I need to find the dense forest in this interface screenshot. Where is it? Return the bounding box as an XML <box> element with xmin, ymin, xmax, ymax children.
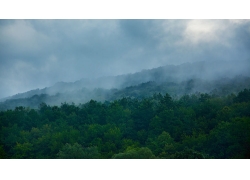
<box><xmin>1</xmin><ymin>88</ymin><xmax>250</xmax><ymax>159</ymax></box>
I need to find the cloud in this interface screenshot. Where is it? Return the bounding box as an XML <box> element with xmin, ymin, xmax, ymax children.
<box><xmin>0</xmin><ymin>19</ymin><xmax>250</xmax><ymax>99</ymax></box>
<box><xmin>0</xmin><ymin>20</ymin><xmax>50</xmax><ymax>57</ymax></box>
<box><xmin>179</xmin><ymin>20</ymin><xmax>250</xmax><ymax>48</ymax></box>
<box><xmin>185</xmin><ymin>20</ymin><xmax>221</xmax><ymax>43</ymax></box>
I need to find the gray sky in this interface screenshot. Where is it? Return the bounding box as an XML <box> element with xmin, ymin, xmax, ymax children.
<box><xmin>0</xmin><ymin>19</ymin><xmax>250</xmax><ymax>98</ymax></box>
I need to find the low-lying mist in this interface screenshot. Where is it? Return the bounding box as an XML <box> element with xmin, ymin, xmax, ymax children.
<box><xmin>0</xmin><ymin>59</ymin><xmax>250</xmax><ymax>110</ymax></box>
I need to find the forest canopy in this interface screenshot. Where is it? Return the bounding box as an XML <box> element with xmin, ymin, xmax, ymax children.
<box><xmin>0</xmin><ymin>89</ymin><xmax>250</xmax><ymax>159</ymax></box>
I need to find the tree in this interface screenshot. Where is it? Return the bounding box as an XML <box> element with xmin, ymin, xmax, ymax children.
<box><xmin>132</xmin><ymin>99</ymin><xmax>154</xmax><ymax>131</ymax></box>
<box><xmin>13</xmin><ymin>142</ymin><xmax>33</xmax><ymax>159</ymax></box>
<box><xmin>0</xmin><ymin>145</ymin><xmax>7</xmax><ymax>158</ymax></box>
<box><xmin>112</xmin><ymin>147</ymin><xmax>155</xmax><ymax>159</ymax></box>
<box><xmin>158</xmin><ymin>93</ymin><xmax>174</xmax><ymax>111</ymax></box>
<box><xmin>173</xmin><ymin>148</ymin><xmax>206</xmax><ymax>159</ymax></box>
<box><xmin>57</xmin><ymin>143</ymin><xmax>100</xmax><ymax>159</ymax></box>
<box><xmin>146</xmin><ymin>131</ymin><xmax>175</xmax><ymax>157</ymax></box>
<box><xmin>234</xmin><ymin>89</ymin><xmax>250</xmax><ymax>103</ymax></box>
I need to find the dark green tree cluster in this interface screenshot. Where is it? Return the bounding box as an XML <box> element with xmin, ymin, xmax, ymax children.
<box><xmin>1</xmin><ymin>89</ymin><xmax>250</xmax><ymax>159</ymax></box>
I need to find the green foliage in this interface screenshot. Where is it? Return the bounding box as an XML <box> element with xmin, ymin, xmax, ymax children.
<box><xmin>112</xmin><ymin>147</ymin><xmax>155</xmax><ymax>159</ymax></box>
<box><xmin>234</xmin><ymin>89</ymin><xmax>250</xmax><ymax>103</ymax></box>
<box><xmin>13</xmin><ymin>142</ymin><xmax>34</xmax><ymax>159</ymax></box>
<box><xmin>1</xmin><ymin>89</ymin><xmax>250</xmax><ymax>159</ymax></box>
<box><xmin>173</xmin><ymin>148</ymin><xmax>206</xmax><ymax>159</ymax></box>
<box><xmin>0</xmin><ymin>145</ymin><xmax>7</xmax><ymax>158</ymax></box>
<box><xmin>146</xmin><ymin>131</ymin><xmax>175</xmax><ymax>157</ymax></box>
<box><xmin>57</xmin><ymin>143</ymin><xmax>101</xmax><ymax>159</ymax></box>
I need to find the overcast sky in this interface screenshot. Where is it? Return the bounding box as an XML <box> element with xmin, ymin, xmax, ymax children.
<box><xmin>0</xmin><ymin>19</ymin><xmax>250</xmax><ymax>98</ymax></box>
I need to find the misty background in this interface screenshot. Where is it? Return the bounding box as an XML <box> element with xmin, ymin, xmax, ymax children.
<box><xmin>1</xmin><ymin>19</ymin><xmax>250</xmax><ymax>99</ymax></box>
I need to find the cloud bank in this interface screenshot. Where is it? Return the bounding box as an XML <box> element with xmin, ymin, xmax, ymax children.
<box><xmin>0</xmin><ymin>19</ymin><xmax>250</xmax><ymax>98</ymax></box>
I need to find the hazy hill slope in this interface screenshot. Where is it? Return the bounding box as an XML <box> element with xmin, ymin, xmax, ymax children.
<box><xmin>2</xmin><ymin>59</ymin><xmax>250</xmax><ymax>101</ymax></box>
<box><xmin>1</xmin><ymin>76</ymin><xmax>250</xmax><ymax>111</ymax></box>
<box><xmin>0</xmin><ymin>60</ymin><xmax>250</xmax><ymax>110</ymax></box>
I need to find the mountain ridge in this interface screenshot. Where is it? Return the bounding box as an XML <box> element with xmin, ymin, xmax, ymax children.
<box><xmin>1</xmin><ymin>59</ymin><xmax>250</xmax><ymax>110</ymax></box>
<box><xmin>2</xmin><ymin>59</ymin><xmax>250</xmax><ymax>101</ymax></box>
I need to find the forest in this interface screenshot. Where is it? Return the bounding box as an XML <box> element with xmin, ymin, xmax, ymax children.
<box><xmin>1</xmin><ymin>88</ymin><xmax>250</xmax><ymax>159</ymax></box>
<box><xmin>1</xmin><ymin>75</ymin><xmax>250</xmax><ymax>111</ymax></box>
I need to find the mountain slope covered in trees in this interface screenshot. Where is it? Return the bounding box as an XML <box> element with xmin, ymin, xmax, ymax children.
<box><xmin>1</xmin><ymin>89</ymin><xmax>250</xmax><ymax>159</ymax></box>
<box><xmin>1</xmin><ymin>60</ymin><xmax>250</xmax><ymax>159</ymax></box>
<box><xmin>1</xmin><ymin>75</ymin><xmax>250</xmax><ymax>111</ymax></box>
<box><xmin>1</xmin><ymin>60</ymin><xmax>250</xmax><ymax>111</ymax></box>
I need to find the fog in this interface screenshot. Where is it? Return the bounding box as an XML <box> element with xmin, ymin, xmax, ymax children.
<box><xmin>1</xmin><ymin>20</ymin><xmax>250</xmax><ymax>99</ymax></box>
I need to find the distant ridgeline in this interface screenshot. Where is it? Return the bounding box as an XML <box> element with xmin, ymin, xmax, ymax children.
<box><xmin>1</xmin><ymin>60</ymin><xmax>250</xmax><ymax>111</ymax></box>
<box><xmin>0</xmin><ymin>76</ymin><xmax>250</xmax><ymax>111</ymax></box>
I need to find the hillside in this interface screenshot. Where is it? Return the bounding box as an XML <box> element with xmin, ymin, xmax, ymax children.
<box><xmin>1</xmin><ymin>60</ymin><xmax>250</xmax><ymax>110</ymax></box>
<box><xmin>1</xmin><ymin>88</ymin><xmax>250</xmax><ymax>159</ymax></box>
